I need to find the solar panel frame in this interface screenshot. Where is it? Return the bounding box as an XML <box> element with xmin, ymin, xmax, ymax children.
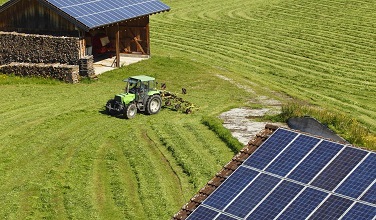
<box><xmin>310</xmin><ymin>147</ymin><xmax>368</xmax><ymax>191</ymax></box>
<box><xmin>335</xmin><ymin>153</ymin><xmax>376</xmax><ymax>199</ymax></box>
<box><xmin>275</xmin><ymin>187</ymin><xmax>328</xmax><ymax>220</ymax></box>
<box><xmin>224</xmin><ymin>174</ymin><xmax>281</xmax><ymax>218</ymax></box>
<box><xmin>265</xmin><ymin>135</ymin><xmax>321</xmax><ymax>177</ymax></box>
<box><xmin>243</xmin><ymin>129</ymin><xmax>298</xmax><ymax>169</ymax></box>
<box><xmin>340</xmin><ymin>202</ymin><xmax>376</xmax><ymax>220</ymax></box>
<box><xmin>185</xmin><ymin>128</ymin><xmax>376</xmax><ymax>220</ymax></box>
<box><xmin>361</xmin><ymin>182</ymin><xmax>376</xmax><ymax>205</ymax></box>
<box><xmin>202</xmin><ymin>167</ymin><xmax>259</xmax><ymax>210</ymax></box>
<box><xmin>306</xmin><ymin>195</ymin><xmax>354</xmax><ymax>220</ymax></box>
<box><xmin>244</xmin><ymin>180</ymin><xmax>304</xmax><ymax>220</ymax></box>
<box><xmin>287</xmin><ymin>140</ymin><xmax>344</xmax><ymax>184</ymax></box>
<box><xmin>186</xmin><ymin>206</ymin><xmax>218</xmax><ymax>220</ymax></box>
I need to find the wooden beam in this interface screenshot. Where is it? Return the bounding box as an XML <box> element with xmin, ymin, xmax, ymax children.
<box><xmin>116</xmin><ymin>25</ymin><xmax>120</xmax><ymax>67</ymax></box>
<box><xmin>146</xmin><ymin>23</ymin><xmax>150</xmax><ymax>55</ymax></box>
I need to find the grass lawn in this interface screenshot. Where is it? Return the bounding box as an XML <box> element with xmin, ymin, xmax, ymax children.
<box><xmin>1</xmin><ymin>0</ymin><xmax>375</xmax><ymax>219</ymax></box>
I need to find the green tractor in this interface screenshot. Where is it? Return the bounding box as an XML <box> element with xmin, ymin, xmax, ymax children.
<box><xmin>106</xmin><ymin>75</ymin><xmax>162</xmax><ymax>119</ymax></box>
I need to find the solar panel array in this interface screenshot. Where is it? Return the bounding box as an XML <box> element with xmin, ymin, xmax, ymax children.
<box><xmin>187</xmin><ymin>128</ymin><xmax>376</xmax><ymax>220</ymax></box>
<box><xmin>44</xmin><ymin>0</ymin><xmax>170</xmax><ymax>29</ymax></box>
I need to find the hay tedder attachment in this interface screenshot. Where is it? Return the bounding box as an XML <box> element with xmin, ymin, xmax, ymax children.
<box><xmin>161</xmin><ymin>90</ymin><xmax>198</xmax><ymax>114</ymax></box>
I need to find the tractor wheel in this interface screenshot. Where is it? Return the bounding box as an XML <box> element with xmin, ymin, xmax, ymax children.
<box><xmin>106</xmin><ymin>99</ymin><xmax>116</xmax><ymax>115</ymax></box>
<box><xmin>124</xmin><ymin>103</ymin><xmax>137</xmax><ymax>119</ymax></box>
<box><xmin>146</xmin><ymin>95</ymin><xmax>162</xmax><ymax>115</ymax></box>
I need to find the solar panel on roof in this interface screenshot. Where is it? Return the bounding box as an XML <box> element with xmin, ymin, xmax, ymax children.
<box><xmin>186</xmin><ymin>128</ymin><xmax>376</xmax><ymax>220</ymax></box>
<box><xmin>44</xmin><ymin>0</ymin><xmax>170</xmax><ymax>30</ymax></box>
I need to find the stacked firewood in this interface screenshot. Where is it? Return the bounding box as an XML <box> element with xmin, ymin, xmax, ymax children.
<box><xmin>78</xmin><ymin>55</ymin><xmax>95</xmax><ymax>77</ymax></box>
<box><xmin>0</xmin><ymin>31</ymin><xmax>80</xmax><ymax>65</ymax></box>
<box><xmin>0</xmin><ymin>62</ymin><xmax>80</xmax><ymax>83</ymax></box>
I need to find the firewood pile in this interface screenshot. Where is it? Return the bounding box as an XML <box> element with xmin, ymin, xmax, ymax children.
<box><xmin>79</xmin><ymin>55</ymin><xmax>95</xmax><ymax>77</ymax></box>
<box><xmin>0</xmin><ymin>31</ymin><xmax>80</xmax><ymax>65</ymax></box>
<box><xmin>0</xmin><ymin>62</ymin><xmax>80</xmax><ymax>83</ymax></box>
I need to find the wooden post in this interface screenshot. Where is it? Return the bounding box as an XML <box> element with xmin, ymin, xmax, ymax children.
<box><xmin>116</xmin><ymin>24</ymin><xmax>120</xmax><ymax>67</ymax></box>
<box><xmin>146</xmin><ymin>17</ymin><xmax>150</xmax><ymax>55</ymax></box>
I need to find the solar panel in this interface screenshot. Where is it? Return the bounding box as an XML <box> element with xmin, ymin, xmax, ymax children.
<box><xmin>44</xmin><ymin>0</ymin><xmax>170</xmax><ymax>30</ymax></box>
<box><xmin>186</xmin><ymin>128</ymin><xmax>376</xmax><ymax>220</ymax></box>
<box><xmin>341</xmin><ymin>203</ymin><xmax>376</xmax><ymax>220</ymax></box>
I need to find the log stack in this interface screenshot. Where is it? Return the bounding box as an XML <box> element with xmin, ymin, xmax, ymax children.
<box><xmin>0</xmin><ymin>31</ymin><xmax>80</xmax><ymax>65</ymax></box>
<box><xmin>78</xmin><ymin>55</ymin><xmax>95</xmax><ymax>77</ymax></box>
<box><xmin>0</xmin><ymin>62</ymin><xmax>80</xmax><ymax>83</ymax></box>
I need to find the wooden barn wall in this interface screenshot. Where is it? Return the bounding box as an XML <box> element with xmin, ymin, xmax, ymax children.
<box><xmin>87</xmin><ymin>16</ymin><xmax>150</xmax><ymax>55</ymax></box>
<box><xmin>0</xmin><ymin>0</ymin><xmax>77</xmax><ymax>36</ymax></box>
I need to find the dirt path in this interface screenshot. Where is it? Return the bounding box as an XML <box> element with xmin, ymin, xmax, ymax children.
<box><xmin>216</xmin><ymin>74</ymin><xmax>286</xmax><ymax>145</ymax></box>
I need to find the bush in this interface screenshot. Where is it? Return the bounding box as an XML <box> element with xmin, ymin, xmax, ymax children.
<box><xmin>201</xmin><ymin>116</ymin><xmax>244</xmax><ymax>153</ymax></box>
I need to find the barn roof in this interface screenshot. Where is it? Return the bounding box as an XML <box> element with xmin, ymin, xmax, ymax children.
<box><xmin>0</xmin><ymin>0</ymin><xmax>170</xmax><ymax>31</ymax></box>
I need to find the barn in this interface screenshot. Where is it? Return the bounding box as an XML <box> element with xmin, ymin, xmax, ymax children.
<box><xmin>0</xmin><ymin>0</ymin><xmax>170</xmax><ymax>82</ymax></box>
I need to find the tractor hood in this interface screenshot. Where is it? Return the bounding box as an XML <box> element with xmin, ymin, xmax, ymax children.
<box><xmin>115</xmin><ymin>93</ymin><xmax>135</xmax><ymax>105</ymax></box>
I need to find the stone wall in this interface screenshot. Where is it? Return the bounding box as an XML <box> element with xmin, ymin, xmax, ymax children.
<box><xmin>0</xmin><ymin>63</ymin><xmax>80</xmax><ymax>83</ymax></box>
<box><xmin>0</xmin><ymin>31</ymin><xmax>80</xmax><ymax>65</ymax></box>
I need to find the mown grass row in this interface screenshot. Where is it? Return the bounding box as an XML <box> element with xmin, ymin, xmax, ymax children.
<box><xmin>152</xmin><ymin>0</ymin><xmax>376</xmax><ymax>132</ymax></box>
<box><xmin>1</xmin><ymin>0</ymin><xmax>376</xmax><ymax>219</ymax></box>
<box><xmin>0</xmin><ymin>56</ymin><xmax>244</xmax><ymax>219</ymax></box>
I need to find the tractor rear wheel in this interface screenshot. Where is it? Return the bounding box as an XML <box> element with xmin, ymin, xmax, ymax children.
<box><xmin>124</xmin><ymin>103</ymin><xmax>137</xmax><ymax>119</ymax></box>
<box><xmin>146</xmin><ymin>95</ymin><xmax>162</xmax><ymax>115</ymax></box>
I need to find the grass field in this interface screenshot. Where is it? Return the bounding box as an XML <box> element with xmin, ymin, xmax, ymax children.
<box><xmin>1</xmin><ymin>0</ymin><xmax>375</xmax><ymax>219</ymax></box>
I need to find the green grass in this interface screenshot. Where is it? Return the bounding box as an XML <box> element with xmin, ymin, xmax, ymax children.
<box><xmin>0</xmin><ymin>58</ymin><xmax>242</xmax><ymax>219</ymax></box>
<box><xmin>1</xmin><ymin>0</ymin><xmax>376</xmax><ymax>219</ymax></box>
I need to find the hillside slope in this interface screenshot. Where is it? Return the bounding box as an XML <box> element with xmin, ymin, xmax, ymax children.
<box><xmin>0</xmin><ymin>0</ymin><xmax>375</xmax><ymax>219</ymax></box>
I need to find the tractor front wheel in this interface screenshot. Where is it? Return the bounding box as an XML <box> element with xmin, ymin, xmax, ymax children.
<box><xmin>146</xmin><ymin>95</ymin><xmax>162</xmax><ymax>115</ymax></box>
<box><xmin>124</xmin><ymin>103</ymin><xmax>137</xmax><ymax>119</ymax></box>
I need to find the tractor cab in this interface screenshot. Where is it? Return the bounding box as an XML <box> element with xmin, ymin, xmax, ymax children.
<box><xmin>124</xmin><ymin>75</ymin><xmax>157</xmax><ymax>97</ymax></box>
<box><xmin>106</xmin><ymin>75</ymin><xmax>162</xmax><ymax>119</ymax></box>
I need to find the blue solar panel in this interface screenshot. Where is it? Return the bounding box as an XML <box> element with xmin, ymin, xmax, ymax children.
<box><xmin>185</xmin><ymin>128</ymin><xmax>376</xmax><ymax>220</ymax></box>
<box><xmin>335</xmin><ymin>153</ymin><xmax>376</xmax><ymax>199</ymax></box>
<box><xmin>277</xmin><ymin>188</ymin><xmax>328</xmax><ymax>219</ymax></box>
<box><xmin>224</xmin><ymin>174</ymin><xmax>280</xmax><ymax>218</ymax></box>
<box><xmin>245</xmin><ymin>180</ymin><xmax>304</xmax><ymax>220</ymax></box>
<box><xmin>265</xmin><ymin>134</ymin><xmax>320</xmax><ymax>177</ymax></box>
<box><xmin>341</xmin><ymin>203</ymin><xmax>376</xmax><ymax>220</ymax></box>
<box><xmin>44</xmin><ymin>0</ymin><xmax>170</xmax><ymax>30</ymax></box>
<box><xmin>203</xmin><ymin>167</ymin><xmax>259</xmax><ymax>210</ymax></box>
<box><xmin>215</xmin><ymin>214</ymin><xmax>236</xmax><ymax>220</ymax></box>
<box><xmin>311</xmin><ymin>147</ymin><xmax>368</xmax><ymax>191</ymax></box>
<box><xmin>186</xmin><ymin>206</ymin><xmax>218</xmax><ymax>220</ymax></box>
<box><xmin>287</xmin><ymin>140</ymin><xmax>343</xmax><ymax>183</ymax></box>
<box><xmin>243</xmin><ymin>129</ymin><xmax>298</xmax><ymax>169</ymax></box>
<box><xmin>361</xmin><ymin>183</ymin><xmax>376</xmax><ymax>204</ymax></box>
<box><xmin>308</xmin><ymin>195</ymin><xmax>354</xmax><ymax>219</ymax></box>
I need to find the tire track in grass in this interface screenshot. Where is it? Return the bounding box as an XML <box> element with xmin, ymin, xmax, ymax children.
<box><xmin>119</xmin><ymin>131</ymin><xmax>176</xmax><ymax>219</ymax></box>
<box><xmin>92</xmin><ymin>139</ymin><xmax>138</xmax><ymax>219</ymax></box>
<box><xmin>143</xmin><ymin>128</ymin><xmax>185</xmax><ymax>203</ymax></box>
<box><xmin>150</xmin><ymin>121</ymin><xmax>224</xmax><ymax>190</ymax></box>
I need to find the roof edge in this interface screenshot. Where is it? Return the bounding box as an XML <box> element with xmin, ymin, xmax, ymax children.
<box><xmin>37</xmin><ymin>0</ymin><xmax>90</xmax><ymax>31</ymax></box>
<box><xmin>0</xmin><ymin>0</ymin><xmax>21</xmax><ymax>13</ymax></box>
<box><xmin>172</xmin><ymin>124</ymin><xmax>278</xmax><ymax>220</ymax></box>
<box><xmin>86</xmin><ymin>8</ymin><xmax>170</xmax><ymax>30</ymax></box>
